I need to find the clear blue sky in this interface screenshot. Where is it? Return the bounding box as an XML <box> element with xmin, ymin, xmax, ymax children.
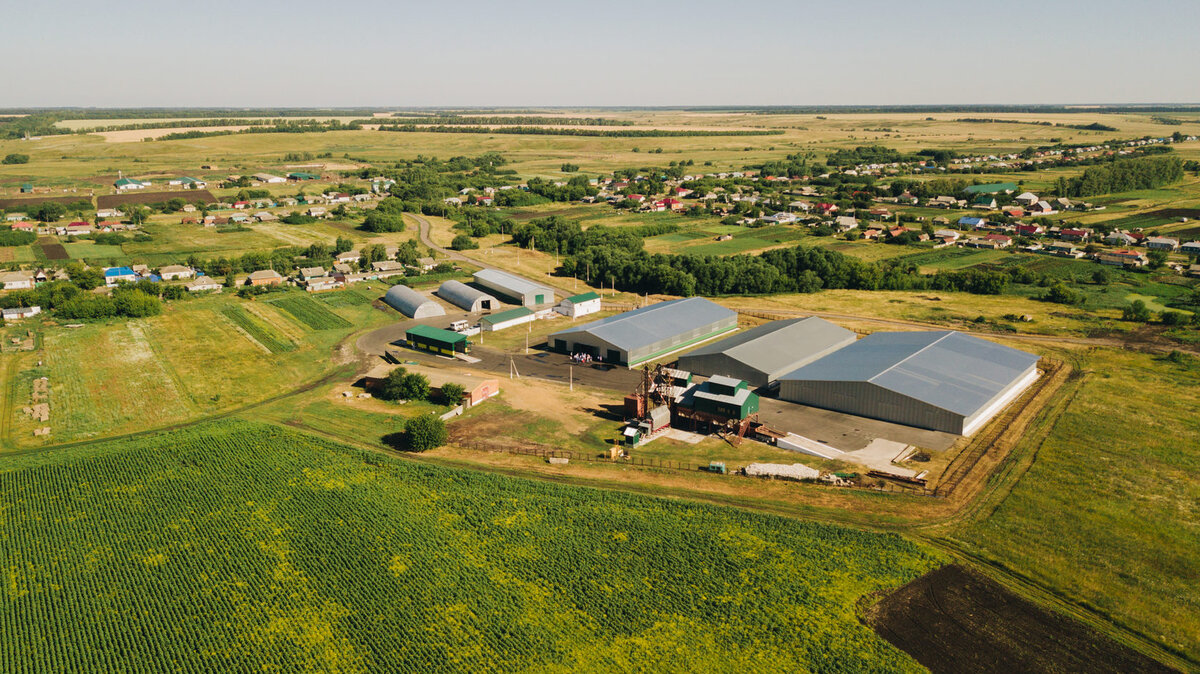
<box><xmin>3</xmin><ymin>0</ymin><xmax>1198</xmax><ymax>107</ymax></box>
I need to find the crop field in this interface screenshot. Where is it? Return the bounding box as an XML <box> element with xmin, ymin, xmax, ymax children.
<box><xmin>219</xmin><ymin>304</ymin><xmax>296</xmax><ymax>354</ymax></box>
<box><xmin>96</xmin><ymin>190</ymin><xmax>217</xmax><ymax>208</ymax></box>
<box><xmin>61</xmin><ymin>242</ymin><xmax>125</xmax><ymax>261</ymax></box>
<box><xmin>266</xmin><ymin>294</ymin><xmax>352</xmax><ymax>330</ymax></box>
<box><xmin>314</xmin><ymin>287</ymin><xmax>376</xmax><ymax>307</ymax></box>
<box><xmin>37</xmin><ymin>242</ymin><xmax>67</xmax><ymax>260</ymax></box>
<box><xmin>0</xmin><ymin>420</ymin><xmax>943</xmax><ymax>672</ymax></box>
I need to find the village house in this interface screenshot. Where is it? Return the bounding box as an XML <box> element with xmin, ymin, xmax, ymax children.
<box><xmin>1015</xmin><ymin>223</ymin><xmax>1044</xmax><ymax>237</ymax></box>
<box><xmin>0</xmin><ymin>270</ymin><xmax>35</xmax><ymax>291</ymax></box>
<box><xmin>1060</xmin><ymin>228</ymin><xmax>1090</xmax><ymax>242</ymax></box>
<box><xmin>1181</xmin><ymin>241</ymin><xmax>1200</xmax><ymax>256</ymax></box>
<box><xmin>2</xmin><ymin>306</ymin><xmax>41</xmax><ymax>321</ymax></box>
<box><xmin>104</xmin><ymin>266</ymin><xmax>138</xmax><ymax>286</ymax></box>
<box><xmin>253</xmin><ymin>173</ymin><xmax>286</xmax><ymax>184</ymax></box>
<box><xmin>159</xmin><ymin>265</ymin><xmax>195</xmax><ymax>281</ymax></box>
<box><xmin>1145</xmin><ymin>236</ymin><xmax>1179</xmax><ymax>251</ymax></box>
<box><xmin>1097</xmin><ymin>249</ymin><xmax>1147</xmax><ymax>267</ymax></box>
<box><xmin>247</xmin><ymin>269</ymin><xmax>284</xmax><ymax>286</ymax></box>
<box><xmin>186</xmin><ymin>276</ymin><xmax>223</xmax><ymax>292</ymax></box>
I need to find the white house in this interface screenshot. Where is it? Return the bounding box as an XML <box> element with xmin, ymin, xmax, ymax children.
<box><xmin>1181</xmin><ymin>241</ymin><xmax>1200</xmax><ymax>256</ymax></box>
<box><xmin>253</xmin><ymin>173</ymin><xmax>286</xmax><ymax>184</ymax></box>
<box><xmin>159</xmin><ymin>265</ymin><xmax>195</xmax><ymax>281</ymax></box>
<box><xmin>186</xmin><ymin>276</ymin><xmax>223</xmax><ymax>292</ymax></box>
<box><xmin>1</xmin><ymin>306</ymin><xmax>41</xmax><ymax>321</ymax></box>
<box><xmin>555</xmin><ymin>291</ymin><xmax>602</xmax><ymax>318</ymax></box>
<box><xmin>1146</xmin><ymin>237</ymin><xmax>1179</xmax><ymax>251</ymax></box>
<box><xmin>0</xmin><ymin>270</ymin><xmax>35</xmax><ymax>290</ymax></box>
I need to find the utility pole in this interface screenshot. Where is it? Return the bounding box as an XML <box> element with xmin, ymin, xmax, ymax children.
<box><xmin>569</xmin><ymin>365</ymin><xmax>573</xmax><ymax>391</ymax></box>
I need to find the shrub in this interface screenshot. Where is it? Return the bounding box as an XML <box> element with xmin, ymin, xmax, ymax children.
<box><xmin>1160</xmin><ymin>310</ymin><xmax>1188</xmax><ymax>326</ymax></box>
<box><xmin>441</xmin><ymin>383</ymin><xmax>465</xmax><ymax>405</ymax></box>
<box><xmin>2</xmin><ymin>153</ymin><xmax>29</xmax><ymax>165</ymax></box>
<box><xmin>362</xmin><ymin>211</ymin><xmax>405</xmax><ymax>233</ymax></box>
<box><xmin>1122</xmin><ymin>299</ymin><xmax>1152</xmax><ymax>322</ymax></box>
<box><xmin>450</xmin><ymin>234</ymin><xmax>478</xmax><ymax>251</ymax></box>
<box><xmin>402</xmin><ymin>415</ymin><xmax>448</xmax><ymax>452</ymax></box>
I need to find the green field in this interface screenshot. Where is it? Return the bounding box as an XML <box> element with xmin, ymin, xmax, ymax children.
<box><xmin>220</xmin><ymin>303</ymin><xmax>297</xmax><ymax>353</ymax></box>
<box><xmin>0</xmin><ymin>420</ymin><xmax>941</xmax><ymax>672</ymax></box>
<box><xmin>266</xmin><ymin>294</ymin><xmax>353</xmax><ymax>330</ymax></box>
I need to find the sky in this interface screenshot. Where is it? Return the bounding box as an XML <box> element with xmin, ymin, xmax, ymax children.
<box><xmin>2</xmin><ymin>0</ymin><xmax>1198</xmax><ymax>108</ymax></box>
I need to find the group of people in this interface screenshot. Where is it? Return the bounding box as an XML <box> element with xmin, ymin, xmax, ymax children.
<box><xmin>570</xmin><ymin>352</ymin><xmax>601</xmax><ymax>364</ymax></box>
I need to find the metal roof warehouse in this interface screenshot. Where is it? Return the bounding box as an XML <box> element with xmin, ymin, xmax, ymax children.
<box><xmin>437</xmin><ymin>280</ymin><xmax>499</xmax><ymax>313</ymax></box>
<box><xmin>676</xmin><ymin>317</ymin><xmax>857</xmax><ymax>388</ymax></box>
<box><xmin>473</xmin><ymin>269</ymin><xmax>555</xmax><ymax>307</ymax></box>
<box><xmin>548</xmin><ymin>297</ymin><xmax>737</xmax><ymax>368</ymax></box>
<box><xmin>778</xmin><ymin>331</ymin><xmax>1040</xmax><ymax>435</ymax></box>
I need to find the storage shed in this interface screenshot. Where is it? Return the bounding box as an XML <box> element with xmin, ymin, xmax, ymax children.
<box><xmin>548</xmin><ymin>297</ymin><xmax>737</xmax><ymax>368</ymax></box>
<box><xmin>406</xmin><ymin>324</ymin><xmax>469</xmax><ymax>356</ymax></box>
<box><xmin>675</xmin><ymin>317</ymin><xmax>856</xmax><ymax>388</ymax></box>
<box><xmin>555</xmin><ymin>291</ymin><xmax>602</xmax><ymax>318</ymax></box>
<box><xmin>778</xmin><ymin>331</ymin><xmax>1039</xmax><ymax>435</ymax></box>
<box><xmin>384</xmin><ymin>285</ymin><xmax>445</xmax><ymax>319</ymax></box>
<box><xmin>437</xmin><ymin>280</ymin><xmax>498</xmax><ymax>313</ymax></box>
<box><xmin>473</xmin><ymin>269</ymin><xmax>555</xmax><ymax>307</ymax></box>
<box><xmin>480</xmin><ymin>306</ymin><xmax>535</xmax><ymax>332</ymax></box>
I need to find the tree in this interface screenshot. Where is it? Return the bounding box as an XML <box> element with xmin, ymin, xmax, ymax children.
<box><xmin>361</xmin><ymin>211</ymin><xmax>405</xmax><ymax>233</ymax></box>
<box><xmin>2</xmin><ymin>153</ymin><xmax>30</xmax><ymax>165</ymax></box>
<box><xmin>1122</xmin><ymin>299</ymin><xmax>1152</xmax><ymax>322</ymax></box>
<box><xmin>1160</xmin><ymin>310</ymin><xmax>1188</xmax><ymax>326</ymax></box>
<box><xmin>450</xmin><ymin>234</ymin><xmax>478</xmax><ymax>250</ymax></box>
<box><xmin>30</xmin><ymin>202</ymin><xmax>67</xmax><ymax>222</ymax></box>
<box><xmin>441</xmin><ymin>383</ymin><xmax>465</xmax><ymax>406</ymax></box>
<box><xmin>64</xmin><ymin>262</ymin><xmax>103</xmax><ymax>290</ymax></box>
<box><xmin>401</xmin><ymin>415</ymin><xmax>447</xmax><ymax>452</ymax></box>
<box><xmin>128</xmin><ymin>206</ymin><xmax>150</xmax><ymax>225</ymax></box>
<box><xmin>113</xmin><ymin>289</ymin><xmax>162</xmax><ymax>317</ymax></box>
<box><xmin>1147</xmin><ymin>250</ymin><xmax>1168</xmax><ymax>270</ymax></box>
<box><xmin>377</xmin><ymin>368</ymin><xmax>431</xmax><ymax>402</ymax></box>
<box><xmin>334</xmin><ymin>236</ymin><xmax>354</xmax><ymax>254</ymax></box>
<box><xmin>1091</xmin><ymin>268</ymin><xmax>1111</xmax><ymax>285</ymax></box>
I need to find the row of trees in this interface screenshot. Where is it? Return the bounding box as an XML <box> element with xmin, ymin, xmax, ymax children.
<box><xmin>559</xmin><ymin>241</ymin><xmax>1012</xmax><ymax>298</ymax></box>
<box><xmin>1058</xmin><ymin>155</ymin><xmax>1184</xmax><ymax>197</ymax></box>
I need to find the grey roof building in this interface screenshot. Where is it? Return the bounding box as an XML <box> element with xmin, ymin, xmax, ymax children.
<box><xmin>778</xmin><ymin>331</ymin><xmax>1040</xmax><ymax>435</ymax></box>
<box><xmin>549</xmin><ymin>297</ymin><xmax>737</xmax><ymax>368</ymax></box>
<box><xmin>473</xmin><ymin>269</ymin><xmax>555</xmax><ymax>307</ymax></box>
<box><xmin>384</xmin><ymin>285</ymin><xmax>445</xmax><ymax>319</ymax></box>
<box><xmin>437</xmin><ymin>280</ymin><xmax>498</xmax><ymax>313</ymax></box>
<box><xmin>675</xmin><ymin>317</ymin><xmax>856</xmax><ymax>388</ymax></box>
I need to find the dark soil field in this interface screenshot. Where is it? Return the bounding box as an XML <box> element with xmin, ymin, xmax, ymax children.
<box><xmin>866</xmin><ymin>565</ymin><xmax>1174</xmax><ymax>674</ymax></box>
<box><xmin>97</xmin><ymin>190</ymin><xmax>216</xmax><ymax>208</ymax></box>
<box><xmin>38</xmin><ymin>241</ymin><xmax>68</xmax><ymax>260</ymax></box>
<box><xmin>0</xmin><ymin>195</ymin><xmax>93</xmax><ymax>210</ymax></box>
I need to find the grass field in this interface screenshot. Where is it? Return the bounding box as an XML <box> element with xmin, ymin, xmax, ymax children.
<box><xmin>0</xmin><ymin>420</ymin><xmax>943</xmax><ymax>672</ymax></box>
<box><xmin>946</xmin><ymin>349</ymin><xmax>1200</xmax><ymax>661</ymax></box>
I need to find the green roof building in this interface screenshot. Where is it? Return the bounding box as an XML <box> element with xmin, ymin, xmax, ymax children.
<box><xmin>406</xmin><ymin>324</ymin><xmax>469</xmax><ymax>355</ymax></box>
<box><xmin>288</xmin><ymin>172</ymin><xmax>321</xmax><ymax>181</ymax></box>
<box><xmin>20</xmin><ymin>183</ymin><xmax>33</xmax><ymax>193</ymax></box>
<box><xmin>681</xmin><ymin>375</ymin><xmax>759</xmax><ymax>421</ymax></box>
<box><xmin>480</xmin><ymin>306</ymin><xmax>535</xmax><ymax>332</ymax></box>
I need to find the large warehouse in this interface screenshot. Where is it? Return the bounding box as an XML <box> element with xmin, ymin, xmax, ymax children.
<box><xmin>675</xmin><ymin>317</ymin><xmax>856</xmax><ymax>388</ymax></box>
<box><xmin>549</xmin><ymin>297</ymin><xmax>737</xmax><ymax>368</ymax></box>
<box><xmin>777</xmin><ymin>331</ymin><xmax>1039</xmax><ymax>435</ymax></box>
<box><xmin>383</xmin><ymin>285</ymin><xmax>445</xmax><ymax>319</ymax></box>
<box><xmin>437</xmin><ymin>280</ymin><xmax>499</xmax><ymax>313</ymax></box>
<box><xmin>473</xmin><ymin>269</ymin><xmax>555</xmax><ymax>307</ymax></box>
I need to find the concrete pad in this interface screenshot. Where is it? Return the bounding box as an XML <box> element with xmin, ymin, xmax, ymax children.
<box><xmin>842</xmin><ymin>439</ymin><xmax>916</xmax><ymax>477</ymax></box>
<box><xmin>757</xmin><ymin>397</ymin><xmax>958</xmax><ymax>452</ymax></box>
<box><xmin>665</xmin><ymin>429</ymin><xmax>706</xmax><ymax>445</ymax></box>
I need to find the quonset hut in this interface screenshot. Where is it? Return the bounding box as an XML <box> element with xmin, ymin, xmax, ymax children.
<box><xmin>777</xmin><ymin>331</ymin><xmax>1040</xmax><ymax>435</ymax></box>
<box><xmin>383</xmin><ymin>285</ymin><xmax>445</xmax><ymax>319</ymax></box>
<box><xmin>437</xmin><ymin>280</ymin><xmax>498</xmax><ymax>313</ymax></box>
<box><xmin>473</xmin><ymin>269</ymin><xmax>555</xmax><ymax>307</ymax></box>
<box><xmin>549</xmin><ymin>297</ymin><xmax>737</xmax><ymax>368</ymax></box>
<box><xmin>675</xmin><ymin>317</ymin><xmax>856</xmax><ymax>388</ymax></box>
